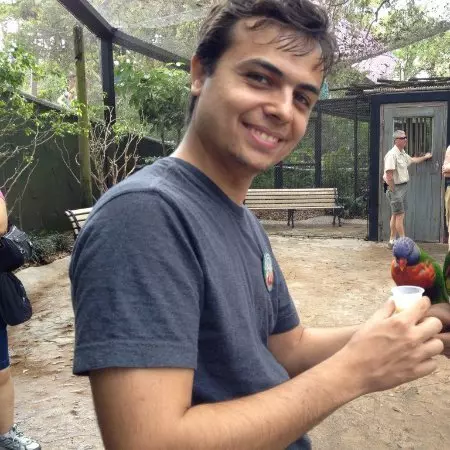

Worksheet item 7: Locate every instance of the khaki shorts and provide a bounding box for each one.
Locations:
[386,183,408,215]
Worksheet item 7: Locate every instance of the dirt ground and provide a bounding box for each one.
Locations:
[7,222,450,449]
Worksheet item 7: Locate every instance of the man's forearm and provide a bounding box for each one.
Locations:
[177,355,361,450]
[411,155,428,163]
[286,326,359,376]
[384,171,395,191]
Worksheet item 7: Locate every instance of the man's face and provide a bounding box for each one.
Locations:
[395,135,408,150]
[190,19,324,176]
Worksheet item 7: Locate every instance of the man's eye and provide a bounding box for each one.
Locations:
[247,73,270,85]
[295,93,311,107]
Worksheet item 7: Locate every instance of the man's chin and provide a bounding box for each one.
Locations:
[234,154,280,175]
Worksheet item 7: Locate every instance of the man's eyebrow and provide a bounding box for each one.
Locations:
[242,58,320,96]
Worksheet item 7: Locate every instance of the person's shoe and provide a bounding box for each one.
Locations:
[387,239,395,249]
[0,425,40,450]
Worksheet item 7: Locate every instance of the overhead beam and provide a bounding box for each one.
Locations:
[57,0,189,67]
[114,31,190,68]
[57,0,113,39]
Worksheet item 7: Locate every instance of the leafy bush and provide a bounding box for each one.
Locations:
[28,231,73,265]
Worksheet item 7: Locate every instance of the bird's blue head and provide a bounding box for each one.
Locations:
[392,237,420,270]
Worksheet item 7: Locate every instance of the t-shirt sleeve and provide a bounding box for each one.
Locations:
[271,258,299,334]
[384,152,396,172]
[70,191,203,375]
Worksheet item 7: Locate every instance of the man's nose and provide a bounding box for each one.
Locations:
[263,89,294,123]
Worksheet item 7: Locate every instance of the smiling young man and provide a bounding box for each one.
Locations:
[70,1,445,449]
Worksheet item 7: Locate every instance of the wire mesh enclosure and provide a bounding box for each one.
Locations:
[252,95,371,219]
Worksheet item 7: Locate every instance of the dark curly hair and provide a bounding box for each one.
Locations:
[186,0,337,122]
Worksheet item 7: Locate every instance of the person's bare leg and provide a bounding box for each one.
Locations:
[395,213,405,238]
[389,214,397,241]
[0,366,14,434]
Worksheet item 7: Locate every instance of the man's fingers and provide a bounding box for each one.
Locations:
[436,332,450,358]
[415,316,443,341]
[412,359,438,379]
[426,303,450,329]
[420,338,444,360]
[397,296,431,324]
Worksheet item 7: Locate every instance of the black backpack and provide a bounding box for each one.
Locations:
[0,271,32,326]
[0,225,33,272]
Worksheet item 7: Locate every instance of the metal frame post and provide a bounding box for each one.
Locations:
[314,110,322,187]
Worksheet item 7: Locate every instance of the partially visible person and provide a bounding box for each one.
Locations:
[0,190,40,450]
[428,302,450,358]
[383,129,432,248]
[442,145,450,250]
[57,73,76,109]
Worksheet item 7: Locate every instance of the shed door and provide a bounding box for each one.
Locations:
[379,102,447,242]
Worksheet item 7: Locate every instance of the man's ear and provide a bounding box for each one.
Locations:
[190,54,207,96]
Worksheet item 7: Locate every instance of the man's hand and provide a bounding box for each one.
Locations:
[427,303,450,358]
[424,152,432,160]
[335,296,443,395]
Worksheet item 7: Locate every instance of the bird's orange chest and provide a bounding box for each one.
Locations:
[391,260,435,288]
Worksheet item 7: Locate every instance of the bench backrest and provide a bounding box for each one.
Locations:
[65,207,93,238]
[244,188,339,209]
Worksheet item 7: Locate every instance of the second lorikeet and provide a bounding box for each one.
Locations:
[391,236,450,304]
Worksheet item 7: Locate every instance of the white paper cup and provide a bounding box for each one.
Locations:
[391,286,425,313]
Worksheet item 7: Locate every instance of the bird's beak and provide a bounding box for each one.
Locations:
[398,258,407,271]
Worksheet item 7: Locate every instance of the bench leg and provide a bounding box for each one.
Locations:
[333,210,336,226]
[287,209,294,228]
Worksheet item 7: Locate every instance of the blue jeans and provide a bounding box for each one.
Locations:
[0,318,9,370]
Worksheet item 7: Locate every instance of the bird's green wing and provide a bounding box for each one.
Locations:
[443,250,450,298]
[419,248,449,303]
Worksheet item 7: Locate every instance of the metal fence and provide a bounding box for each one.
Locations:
[252,95,371,219]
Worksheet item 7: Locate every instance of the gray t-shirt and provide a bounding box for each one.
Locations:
[70,157,310,449]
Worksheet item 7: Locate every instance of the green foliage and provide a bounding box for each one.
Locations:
[28,231,73,265]
[322,147,353,194]
[393,32,450,80]
[251,168,275,188]
[0,45,37,92]
[0,45,81,218]
[115,60,190,154]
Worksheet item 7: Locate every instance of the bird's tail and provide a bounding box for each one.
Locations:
[443,251,450,299]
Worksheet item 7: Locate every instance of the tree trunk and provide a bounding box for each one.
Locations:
[74,25,93,207]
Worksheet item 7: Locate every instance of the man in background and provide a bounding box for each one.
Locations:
[384,129,432,248]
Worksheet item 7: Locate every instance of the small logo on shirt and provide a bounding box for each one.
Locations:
[262,252,274,292]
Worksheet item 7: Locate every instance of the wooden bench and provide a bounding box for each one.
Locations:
[65,207,93,239]
[244,188,343,228]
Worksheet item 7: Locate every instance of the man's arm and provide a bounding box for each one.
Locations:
[427,303,450,358]
[384,169,395,192]
[268,324,359,377]
[90,361,359,450]
[0,196,8,236]
[410,153,432,164]
[90,299,443,450]
[442,147,450,176]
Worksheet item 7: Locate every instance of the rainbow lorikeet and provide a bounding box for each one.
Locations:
[391,237,450,304]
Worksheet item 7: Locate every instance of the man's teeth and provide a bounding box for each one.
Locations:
[252,128,279,143]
